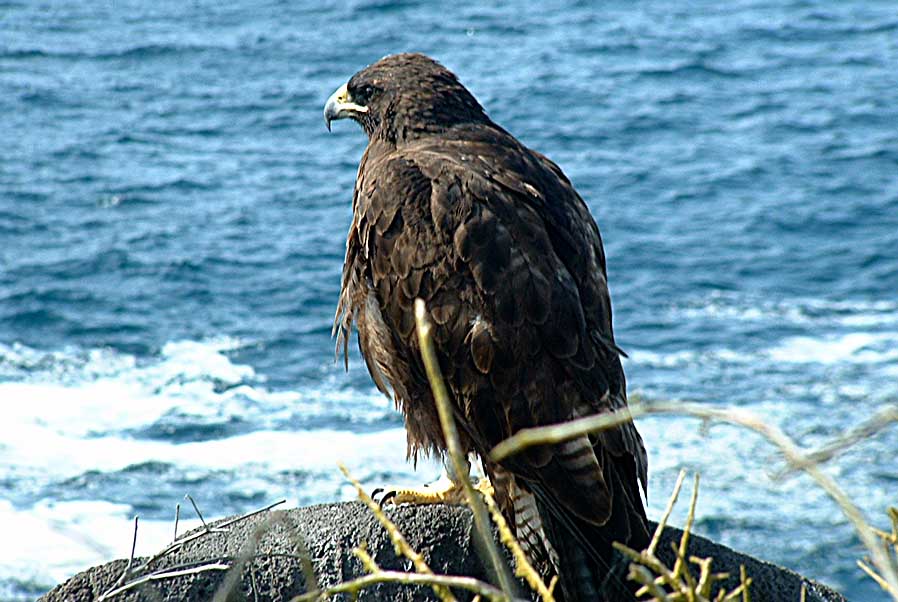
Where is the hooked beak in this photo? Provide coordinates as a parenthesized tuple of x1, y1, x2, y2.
(324, 82, 369, 131)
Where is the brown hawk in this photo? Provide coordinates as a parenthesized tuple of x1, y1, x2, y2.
(325, 53, 649, 601)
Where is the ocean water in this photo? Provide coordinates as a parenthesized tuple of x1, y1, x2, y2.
(2, 1, 897, 599)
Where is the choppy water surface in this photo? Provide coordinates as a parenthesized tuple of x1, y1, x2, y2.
(2, 1, 897, 599)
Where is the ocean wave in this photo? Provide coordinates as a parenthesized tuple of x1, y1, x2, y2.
(0, 338, 405, 472)
(628, 293, 898, 371)
(628, 347, 748, 369)
(741, 20, 898, 43)
(671, 293, 898, 328)
(768, 332, 898, 365)
(630, 332, 898, 369)
(0, 498, 202, 591)
(637, 61, 745, 80)
(0, 43, 220, 62)
(107, 177, 215, 194)
(0, 338, 434, 595)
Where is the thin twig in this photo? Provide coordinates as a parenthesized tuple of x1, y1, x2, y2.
(129, 499, 286, 579)
(339, 464, 456, 602)
(482, 488, 555, 601)
(773, 405, 898, 480)
(618, 473, 746, 601)
(490, 399, 898, 599)
(672, 473, 700, 580)
(649, 469, 687, 557)
(173, 503, 180, 542)
(354, 543, 381, 574)
(212, 512, 278, 602)
(290, 569, 512, 602)
(207, 499, 287, 531)
(285, 515, 319, 596)
(111, 516, 140, 590)
(186, 494, 210, 531)
(98, 562, 231, 601)
(740, 565, 751, 602)
(859, 559, 895, 595)
(627, 564, 668, 599)
(415, 298, 517, 598)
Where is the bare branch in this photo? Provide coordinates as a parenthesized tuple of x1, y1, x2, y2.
(289, 569, 513, 602)
(490, 399, 898, 599)
(111, 515, 139, 589)
(773, 405, 898, 480)
(616, 473, 747, 601)
(98, 562, 230, 601)
(185, 494, 212, 532)
(648, 469, 686, 557)
(128, 499, 286, 583)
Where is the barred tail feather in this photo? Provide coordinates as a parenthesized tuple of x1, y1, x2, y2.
(532, 450, 650, 601)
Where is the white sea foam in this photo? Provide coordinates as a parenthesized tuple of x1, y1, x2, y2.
(0, 498, 202, 588)
(2, 330, 894, 597)
(0, 338, 405, 479)
(0, 338, 436, 593)
(0, 338, 251, 438)
(629, 330, 897, 369)
(767, 332, 898, 365)
(2, 420, 413, 482)
(627, 347, 748, 368)
(672, 293, 898, 328)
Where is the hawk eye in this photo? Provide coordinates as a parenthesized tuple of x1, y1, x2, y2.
(355, 85, 375, 104)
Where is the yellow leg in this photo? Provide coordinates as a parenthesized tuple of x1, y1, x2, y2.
(378, 475, 493, 506)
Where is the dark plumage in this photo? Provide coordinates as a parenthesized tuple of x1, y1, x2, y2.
(325, 53, 649, 600)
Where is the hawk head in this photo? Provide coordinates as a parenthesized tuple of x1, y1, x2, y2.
(324, 53, 488, 143)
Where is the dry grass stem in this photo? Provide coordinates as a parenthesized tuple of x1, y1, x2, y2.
(339, 463, 457, 602)
(858, 560, 892, 593)
(615, 472, 747, 601)
(649, 469, 687, 557)
(290, 569, 512, 602)
(415, 298, 517, 598)
(740, 565, 751, 602)
(481, 487, 555, 601)
(212, 514, 281, 602)
(173, 503, 180, 542)
(98, 562, 231, 601)
(773, 405, 898, 480)
(858, 505, 898, 596)
(672, 473, 700, 579)
(185, 494, 211, 532)
(98, 498, 286, 601)
(110, 515, 140, 589)
(490, 399, 898, 599)
(131, 498, 285, 577)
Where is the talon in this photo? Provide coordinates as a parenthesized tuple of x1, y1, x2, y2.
(474, 476, 494, 498)
(371, 487, 384, 504)
(380, 490, 398, 506)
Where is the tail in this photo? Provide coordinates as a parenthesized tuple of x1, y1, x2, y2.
(532, 449, 650, 601)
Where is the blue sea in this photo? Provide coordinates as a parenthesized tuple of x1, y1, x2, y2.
(2, 1, 897, 600)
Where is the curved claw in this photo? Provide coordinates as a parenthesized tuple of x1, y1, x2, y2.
(370, 487, 385, 504)
(379, 490, 398, 506)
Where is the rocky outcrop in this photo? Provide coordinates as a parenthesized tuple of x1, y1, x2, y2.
(41, 502, 845, 601)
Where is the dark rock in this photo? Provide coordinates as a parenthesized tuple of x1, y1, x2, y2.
(40, 502, 846, 601)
